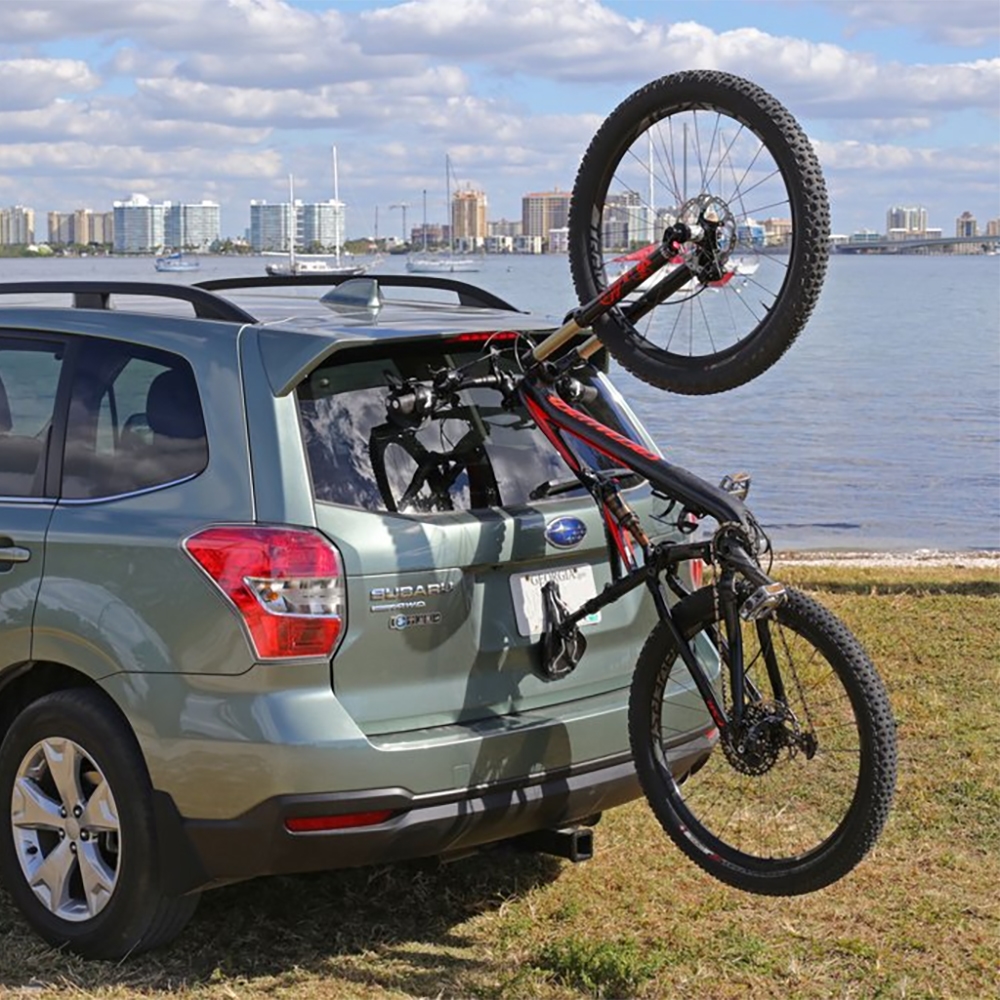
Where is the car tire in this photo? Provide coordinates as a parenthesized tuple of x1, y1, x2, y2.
(0, 688, 199, 958)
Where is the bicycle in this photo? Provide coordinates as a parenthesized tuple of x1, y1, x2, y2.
(368, 70, 896, 895)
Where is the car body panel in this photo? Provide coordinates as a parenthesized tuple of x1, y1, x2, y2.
(322, 499, 661, 733)
(99, 665, 641, 820)
(0, 505, 52, 665)
(0, 277, 716, 901)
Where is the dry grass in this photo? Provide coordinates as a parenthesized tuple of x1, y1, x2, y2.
(1, 564, 998, 999)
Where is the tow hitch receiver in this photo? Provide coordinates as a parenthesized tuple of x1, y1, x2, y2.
(512, 825, 594, 863)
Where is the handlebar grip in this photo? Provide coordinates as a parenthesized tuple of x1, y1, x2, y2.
(388, 384, 434, 418)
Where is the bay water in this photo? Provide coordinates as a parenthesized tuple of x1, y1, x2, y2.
(2, 252, 997, 553)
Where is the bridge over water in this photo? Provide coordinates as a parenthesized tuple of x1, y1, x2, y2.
(833, 234, 1000, 254)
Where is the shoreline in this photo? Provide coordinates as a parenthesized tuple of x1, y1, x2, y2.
(772, 549, 999, 568)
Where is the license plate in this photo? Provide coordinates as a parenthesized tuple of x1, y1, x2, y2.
(510, 564, 601, 637)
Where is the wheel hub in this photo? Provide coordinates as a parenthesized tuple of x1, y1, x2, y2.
(721, 702, 791, 776)
(677, 195, 737, 284)
(10, 737, 121, 922)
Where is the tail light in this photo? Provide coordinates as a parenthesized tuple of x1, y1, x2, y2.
(285, 810, 394, 833)
(184, 525, 344, 660)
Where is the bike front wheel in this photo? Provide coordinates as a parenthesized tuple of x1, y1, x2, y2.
(629, 587, 896, 895)
(569, 70, 830, 394)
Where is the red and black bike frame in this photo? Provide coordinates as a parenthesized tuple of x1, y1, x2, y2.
(518, 373, 766, 734)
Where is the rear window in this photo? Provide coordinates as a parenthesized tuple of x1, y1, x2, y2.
(296, 340, 645, 513)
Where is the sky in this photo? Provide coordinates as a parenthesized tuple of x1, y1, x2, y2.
(0, 0, 997, 240)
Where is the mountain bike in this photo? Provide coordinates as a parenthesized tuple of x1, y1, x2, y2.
(370, 70, 896, 895)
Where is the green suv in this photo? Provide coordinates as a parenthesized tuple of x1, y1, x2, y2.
(0, 275, 705, 958)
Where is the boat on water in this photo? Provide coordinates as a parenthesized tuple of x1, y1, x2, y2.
(155, 252, 200, 273)
(406, 155, 481, 274)
(406, 254, 480, 274)
(265, 151, 368, 278)
(264, 255, 365, 277)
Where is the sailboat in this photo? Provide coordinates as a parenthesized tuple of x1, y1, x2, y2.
(265, 150, 366, 277)
(155, 251, 199, 273)
(407, 155, 481, 273)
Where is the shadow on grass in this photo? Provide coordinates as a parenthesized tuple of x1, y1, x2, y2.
(0, 848, 563, 994)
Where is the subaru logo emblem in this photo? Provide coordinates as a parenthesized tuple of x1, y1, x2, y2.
(545, 516, 587, 548)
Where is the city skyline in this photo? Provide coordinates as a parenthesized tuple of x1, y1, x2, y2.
(0, 1, 997, 241)
(6, 189, 998, 253)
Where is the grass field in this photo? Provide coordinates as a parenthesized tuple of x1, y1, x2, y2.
(1, 563, 997, 999)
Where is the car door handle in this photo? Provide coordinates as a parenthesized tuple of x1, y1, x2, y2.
(0, 546, 31, 563)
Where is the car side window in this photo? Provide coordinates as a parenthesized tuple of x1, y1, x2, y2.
(62, 339, 208, 500)
(0, 338, 64, 499)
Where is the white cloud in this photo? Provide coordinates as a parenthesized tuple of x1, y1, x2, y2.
(832, 1, 1000, 48)
(352, 2, 1000, 119)
(816, 137, 1000, 175)
(0, 58, 101, 111)
(0, 0, 996, 235)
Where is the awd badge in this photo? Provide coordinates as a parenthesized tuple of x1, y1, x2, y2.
(389, 612, 442, 631)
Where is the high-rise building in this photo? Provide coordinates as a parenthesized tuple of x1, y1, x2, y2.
(165, 201, 221, 251)
(955, 211, 978, 238)
(250, 198, 345, 252)
(601, 191, 645, 251)
(548, 227, 569, 255)
(410, 222, 443, 248)
(250, 200, 293, 252)
(452, 188, 487, 246)
(113, 195, 164, 253)
(522, 190, 571, 245)
(885, 205, 928, 238)
(73, 209, 94, 246)
(49, 208, 112, 246)
(0, 205, 35, 245)
(301, 200, 345, 250)
(48, 212, 75, 245)
(488, 218, 522, 239)
(90, 212, 114, 246)
(762, 217, 793, 247)
(112, 196, 219, 252)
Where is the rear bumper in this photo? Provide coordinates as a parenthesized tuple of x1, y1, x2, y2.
(157, 734, 713, 894)
(156, 753, 648, 893)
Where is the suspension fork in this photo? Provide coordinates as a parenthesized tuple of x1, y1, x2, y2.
(531, 224, 698, 364)
(643, 562, 732, 735)
(717, 569, 748, 730)
(755, 617, 789, 704)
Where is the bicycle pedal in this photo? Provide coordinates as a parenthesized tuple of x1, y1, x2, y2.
(740, 581, 786, 621)
(539, 581, 587, 679)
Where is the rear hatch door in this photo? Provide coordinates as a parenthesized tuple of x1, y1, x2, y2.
(299, 334, 666, 735)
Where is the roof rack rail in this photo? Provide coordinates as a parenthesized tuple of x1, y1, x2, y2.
(0, 281, 256, 324)
(196, 272, 523, 312)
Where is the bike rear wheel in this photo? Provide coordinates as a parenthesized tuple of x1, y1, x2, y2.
(629, 587, 896, 894)
(569, 70, 830, 394)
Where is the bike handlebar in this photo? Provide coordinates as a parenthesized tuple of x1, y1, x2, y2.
(387, 369, 599, 419)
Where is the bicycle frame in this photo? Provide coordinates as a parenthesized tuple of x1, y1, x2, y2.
(512, 231, 791, 730)
(378, 231, 789, 734)
(516, 372, 770, 733)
